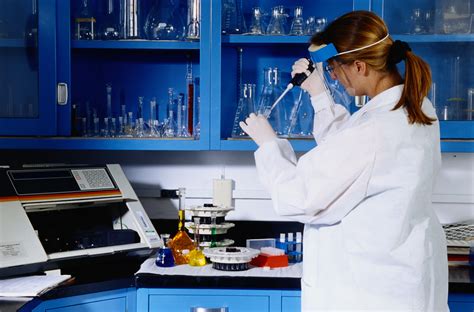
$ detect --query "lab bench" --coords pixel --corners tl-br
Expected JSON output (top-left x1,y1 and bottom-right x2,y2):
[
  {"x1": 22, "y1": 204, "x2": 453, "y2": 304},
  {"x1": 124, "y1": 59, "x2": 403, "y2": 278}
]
[{"x1": 6, "y1": 258, "x2": 474, "y2": 312}]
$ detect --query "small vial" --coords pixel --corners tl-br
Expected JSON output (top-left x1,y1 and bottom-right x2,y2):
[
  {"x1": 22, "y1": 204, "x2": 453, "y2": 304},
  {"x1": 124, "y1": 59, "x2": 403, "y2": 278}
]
[
  {"x1": 155, "y1": 234, "x2": 174, "y2": 267},
  {"x1": 276, "y1": 233, "x2": 286, "y2": 252},
  {"x1": 295, "y1": 232, "x2": 303, "y2": 263}
]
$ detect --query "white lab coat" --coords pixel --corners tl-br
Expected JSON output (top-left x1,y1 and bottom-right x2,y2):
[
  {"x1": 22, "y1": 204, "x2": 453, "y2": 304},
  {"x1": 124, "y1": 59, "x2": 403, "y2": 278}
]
[{"x1": 255, "y1": 85, "x2": 449, "y2": 311}]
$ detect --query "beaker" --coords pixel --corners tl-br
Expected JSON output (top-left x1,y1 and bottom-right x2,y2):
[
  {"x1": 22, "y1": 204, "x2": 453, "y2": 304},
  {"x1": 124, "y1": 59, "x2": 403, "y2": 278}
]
[
  {"x1": 231, "y1": 83, "x2": 256, "y2": 138},
  {"x1": 221, "y1": 0, "x2": 246, "y2": 34},
  {"x1": 290, "y1": 6, "x2": 305, "y2": 36},
  {"x1": 144, "y1": 0, "x2": 185, "y2": 40},
  {"x1": 155, "y1": 234, "x2": 174, "y2": 267}
]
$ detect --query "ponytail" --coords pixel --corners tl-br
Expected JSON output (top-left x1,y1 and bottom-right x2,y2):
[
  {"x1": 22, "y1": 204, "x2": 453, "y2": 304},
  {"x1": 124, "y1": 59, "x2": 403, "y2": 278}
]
[{"x1": 390, "y1": 40, "x2": 436, "y2": 125}]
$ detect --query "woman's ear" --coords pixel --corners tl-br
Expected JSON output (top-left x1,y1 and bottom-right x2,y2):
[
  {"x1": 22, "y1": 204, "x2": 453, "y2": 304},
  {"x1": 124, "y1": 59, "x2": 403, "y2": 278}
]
[{"x1": 354, "y1": 60, "x2": 368, "y2": 76}]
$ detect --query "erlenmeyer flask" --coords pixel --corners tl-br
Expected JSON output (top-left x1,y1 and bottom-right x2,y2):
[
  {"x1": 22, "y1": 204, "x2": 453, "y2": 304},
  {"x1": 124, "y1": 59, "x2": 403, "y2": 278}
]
[
  {"x1": 288, "y1": 89, "x2": 314, "y2": 137},
  {"x1": 221, "y1": 0, "x2": 246, "y2": 34},
  {"x1": 267, "y1": 6, "x2": 285, "y2": 35},
  {"x1": 144, "y1": 0, "x2": 185, "y2": 40},
  {"x1": 231, "y1": 83, "x2": 256, "y2": 138},
  {"x1": 258, "y1": 68, "x2": 292, "y2": 135},
  {"x1": 246, "y1": 7, "x2": 265, "y2": 35},
  {"x1": 289, "y1": 6, "x2": 304, "y2": 36}
]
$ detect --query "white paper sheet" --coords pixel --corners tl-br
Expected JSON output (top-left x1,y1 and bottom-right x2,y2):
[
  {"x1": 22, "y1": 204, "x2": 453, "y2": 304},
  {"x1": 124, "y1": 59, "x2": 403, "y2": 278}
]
[{"x1": 0, "y1": 275, "x2": 72, "y2": 297}]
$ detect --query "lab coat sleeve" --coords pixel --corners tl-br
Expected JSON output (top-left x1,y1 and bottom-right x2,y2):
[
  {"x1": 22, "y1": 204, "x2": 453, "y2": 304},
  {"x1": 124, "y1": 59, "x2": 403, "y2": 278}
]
[
  {"x1": 311, "y1": 93, "x2": 351, "y2": 144},
  {"x1": 255, "y1": 122, "x2": 376, "y2": 225}
]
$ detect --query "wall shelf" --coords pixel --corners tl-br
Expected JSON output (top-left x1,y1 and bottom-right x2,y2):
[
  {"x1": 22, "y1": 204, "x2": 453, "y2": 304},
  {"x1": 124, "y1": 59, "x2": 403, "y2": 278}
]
[{"x1": 72, "y1": 40, "x2": 200, "y2": 50}]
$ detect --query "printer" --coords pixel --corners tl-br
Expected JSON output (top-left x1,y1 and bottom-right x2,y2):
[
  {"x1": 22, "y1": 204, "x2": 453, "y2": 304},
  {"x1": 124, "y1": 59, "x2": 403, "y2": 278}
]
[{"x1": 0, "y1": 164, "x2": 161, "y2": 277}]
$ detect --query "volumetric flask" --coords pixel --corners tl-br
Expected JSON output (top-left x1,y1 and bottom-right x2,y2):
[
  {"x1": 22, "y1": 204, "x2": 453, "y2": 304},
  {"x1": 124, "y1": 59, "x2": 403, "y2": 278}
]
[{"x1": 231, "y1": 83, "x2": 256, "y2": 138}]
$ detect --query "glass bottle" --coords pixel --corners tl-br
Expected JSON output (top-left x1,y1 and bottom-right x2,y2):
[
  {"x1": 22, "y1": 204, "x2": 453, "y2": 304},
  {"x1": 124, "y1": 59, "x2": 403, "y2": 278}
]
[
  {"x1": 187, "y1": 217, "x2": 207, "y2": 266},
  {"x1": 144, "y1": 0, "x2": 185, "y2": 40},
  {"x1": 289, "y1": 6, "x2": 304, "y2": 36},
  {"x1": 155, "y1": 233, "x2": 175, "y2": 267},
  {"x1": 231, "y1": 83, "x2": 256, "y2": 138},
  {"x1": 75, "y1": 0, "x2": 96, "y2": 40},
  {"x1": 99, "y1": 0, "x2": 121, "y2": 40},
  {"x1": 167, "y1": 188, "x2": 195, "y2": 265}
]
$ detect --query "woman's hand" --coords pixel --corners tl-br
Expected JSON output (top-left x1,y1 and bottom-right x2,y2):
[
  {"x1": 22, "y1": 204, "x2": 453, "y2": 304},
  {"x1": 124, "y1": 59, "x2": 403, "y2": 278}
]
[
  {"x1": 291, "y1": 58, "x2": 325, "y2": 97},
  {"x1": 239, "y1": 113, "x2": 277, "y2": 146}
]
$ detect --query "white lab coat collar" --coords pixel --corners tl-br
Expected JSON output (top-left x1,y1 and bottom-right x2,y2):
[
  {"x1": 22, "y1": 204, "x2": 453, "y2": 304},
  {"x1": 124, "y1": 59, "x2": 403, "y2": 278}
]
[{"x1": 350, "y1": 84, "x2": 404, "y2": 121}]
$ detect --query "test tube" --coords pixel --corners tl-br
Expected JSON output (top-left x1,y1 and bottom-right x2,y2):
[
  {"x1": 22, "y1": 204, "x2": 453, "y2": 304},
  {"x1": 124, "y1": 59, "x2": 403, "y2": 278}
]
[{"x1": 295, "y1": 232, "x2": 303, "y2": 263}]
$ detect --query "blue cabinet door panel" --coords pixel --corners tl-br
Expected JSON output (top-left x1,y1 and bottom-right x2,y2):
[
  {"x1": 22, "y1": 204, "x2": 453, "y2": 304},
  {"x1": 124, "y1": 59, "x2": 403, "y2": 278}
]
[
  {"x1": 148, "y1": 294, "x2": 270, "y2": 312},
  {"x1": 281, "y1": 296, "x2": 301, "y2": 312},
  {"x1": 44, "y1": 297, "x2": 126, "y2": 312}
]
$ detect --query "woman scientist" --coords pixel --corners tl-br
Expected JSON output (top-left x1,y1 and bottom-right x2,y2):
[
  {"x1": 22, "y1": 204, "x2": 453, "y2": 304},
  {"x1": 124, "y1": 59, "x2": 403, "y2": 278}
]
[{"x1": 240, "y1": 10, "x2": 448, "y2": 311}]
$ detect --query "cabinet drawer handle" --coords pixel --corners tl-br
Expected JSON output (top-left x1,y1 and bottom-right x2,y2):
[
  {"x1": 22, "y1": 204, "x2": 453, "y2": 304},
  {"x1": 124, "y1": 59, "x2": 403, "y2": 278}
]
[
  {"x1": 57, "y1": 82, "x2": 68, "y2": 105},
  {"x1": 190, "y1": 308, "x2": 229, "y2": 312}
]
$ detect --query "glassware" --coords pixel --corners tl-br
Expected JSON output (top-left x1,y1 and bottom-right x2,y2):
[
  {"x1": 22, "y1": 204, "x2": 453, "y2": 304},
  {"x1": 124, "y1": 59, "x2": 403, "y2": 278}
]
[
  {"x1": 267, "y1": 6, "x2": 286, "y2": 35},
  {"x1": 194, "y1": 95, "x2": 201, "y2": 139},
  {"x1": 186, "y1": 61, "x2": 194, "y2": 136},
  {"x1": 121, "y1": 0, "x2": 141, "y2": 38},
  {"x1": 258, "y1": 68, "x2": 292, "y2": 135},
  {"x1": 147, "y1": 97, "x2": 159, "y2": 137},
  {"x1": 246, "y1": 7, "x2": 265, "y2": 35},
  {"x1": 221, "y1": 0, "x2": 246, "y2": 34},
  {"x1": 167, "y1": 188, "x2": 195, "y2": 265},
  {"x1": 99, "y1": 0, "x2": 121, "y2": 39},
  {"x1": 231, "y1": 83, "x2": 256, "y2": 138},
  {"x1": 177, "y1": 93, "x2": 191, "y2": 137},
  {"x1": 210, "y1": 212, "x2": 217, "y2": 248},
  {"x1": 187, "y1": 217, "x2": 207, "y2": 266},
  {"x1": 144, "y1": 0, "x2": 185, "y2": 40},
  {"x1": 290, "y1": 6, "x2": 305, "y2": 36},
  {"x1": 410, "y1": 8, "x2": 427, "y2": 34},
  {"x1": 137, "y1": 96, "x2": 144, "y2": 120},
  {"x1": 467, "y1": 88, "x2": 474, "y2": 121},
  {"x1": 155, "y1": 234, "x2": 175, "y2": 267},
  {"x1": 187, "y1": 0, "x2": 200, "y2": 40},
  {"x1": 288, "y1": 90, "x2": 314, "y2": 137},
  {"x1": 106, "y1": 83, "x2": 113, "y2": 119},
  {"x1": 436, "y1": 0, "x2": 471, "y2": 34},
  {"x1": 314, "y1": 17, "x2": 327, "y2": 33},
  {"x1": 75, "y1": 0, "x2": 96, "y2": 40},
  {"x1": 304, "y1": 16, "x2": 316, "y2": 35},
  {"x1": 164, "y1": 88, "x2": 177, "y2": 137}
]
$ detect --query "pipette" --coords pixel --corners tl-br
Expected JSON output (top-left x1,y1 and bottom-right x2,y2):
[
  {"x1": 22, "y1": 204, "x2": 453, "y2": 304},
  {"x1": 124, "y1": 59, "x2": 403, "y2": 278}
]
[{"x1": 263, "y1": 59, "x2": 315, "y2": 118}]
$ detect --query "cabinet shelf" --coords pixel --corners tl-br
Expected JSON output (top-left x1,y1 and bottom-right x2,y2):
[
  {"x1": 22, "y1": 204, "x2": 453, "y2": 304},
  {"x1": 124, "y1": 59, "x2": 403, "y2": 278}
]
[
  {"x1": 222, "y1": 35, "x2": 311, "y2": 45},
  {"x1": 0, "y1": 137, "x2": 207, "y2": 151},
  {"x1": 72, "y1": 40, "x2": 200, "y2": 50}
]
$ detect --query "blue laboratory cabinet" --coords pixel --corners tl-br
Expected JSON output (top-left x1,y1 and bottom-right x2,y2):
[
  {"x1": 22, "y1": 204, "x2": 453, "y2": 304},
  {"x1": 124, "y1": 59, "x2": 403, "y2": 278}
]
[
  {"x1": 0, "y1": 0, "x2": 472, "y2": 151},
  {"x1": 23, "y1": 288, "x2": 136, "y2": 312}
]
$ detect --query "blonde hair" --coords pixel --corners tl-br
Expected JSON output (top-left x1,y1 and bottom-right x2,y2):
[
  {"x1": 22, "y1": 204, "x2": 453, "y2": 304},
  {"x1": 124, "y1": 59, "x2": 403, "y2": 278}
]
[{"x1": 311, "y1": 11, "x2": 435, "y2": 125}]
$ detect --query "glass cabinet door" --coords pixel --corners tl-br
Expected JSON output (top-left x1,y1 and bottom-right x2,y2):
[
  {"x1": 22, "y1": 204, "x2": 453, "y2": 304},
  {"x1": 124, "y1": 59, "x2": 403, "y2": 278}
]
[
  {"x1": 0, "y1": 0, "x2": 57, "y2": 136},
  {"x1": 372, "y1": 0, "x2": 474, "y2": 142}
]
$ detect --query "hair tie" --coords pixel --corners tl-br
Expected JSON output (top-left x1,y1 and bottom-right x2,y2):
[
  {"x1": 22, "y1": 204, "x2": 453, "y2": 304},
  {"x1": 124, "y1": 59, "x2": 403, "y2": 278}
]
[{"x1": 388, "y1": 40, "x2": 411, "y2": 64}]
